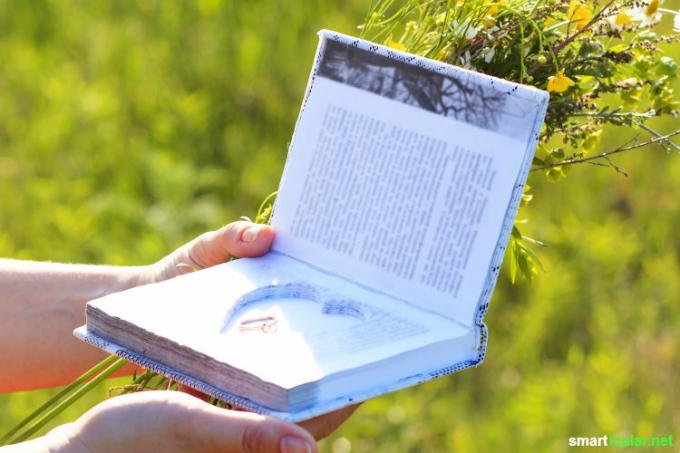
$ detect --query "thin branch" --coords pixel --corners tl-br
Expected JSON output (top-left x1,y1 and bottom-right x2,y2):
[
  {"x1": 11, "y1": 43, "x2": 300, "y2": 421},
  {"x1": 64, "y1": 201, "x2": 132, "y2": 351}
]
[
  {"x1": 636, "y1": 122, "x2": 680, "y2": 152},
  {"x1": 532, "y1": 129, "x2": 680, "y2": 172},
  {"x1": 569, "y1": 110, "x2": 655, "y2": 120},
  {"x1": 601, "y1": 154, "x2": 629, "y2": 176},
  {"x1": 582, "y1": 158, "x2": 628, "y2": 176}
]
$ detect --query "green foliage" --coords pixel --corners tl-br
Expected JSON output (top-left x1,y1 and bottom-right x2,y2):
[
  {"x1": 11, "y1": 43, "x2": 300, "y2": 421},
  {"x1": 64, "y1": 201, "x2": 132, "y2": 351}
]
[
  {"x1": 0, "y1": 1, "x2": 678, "y2": 452},
  {"x1": 0, "y1": 0, "x2": 365, "y2": 264}
]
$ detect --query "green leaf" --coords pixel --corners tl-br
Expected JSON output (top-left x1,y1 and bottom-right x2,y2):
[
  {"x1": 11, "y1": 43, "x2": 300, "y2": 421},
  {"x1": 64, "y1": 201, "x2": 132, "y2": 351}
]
[
  {"x1": 551, "y1": 148, "x2": 565, "y2": 160},
  {"x1": 658, "y1": 56, "x2": 677, "y2": 78},
  {"x1": 545, "y1": 166, "x2": 565, "y2": 182},
  {"x1": 579, "y1": 40, "x2": 604, "y2": 57},
  {"x1": 637, "y1": 31, "x2": 657, "y2": 41},
  {"x1": 512, "y1": 225, "x2": 523, "y2": 240}
]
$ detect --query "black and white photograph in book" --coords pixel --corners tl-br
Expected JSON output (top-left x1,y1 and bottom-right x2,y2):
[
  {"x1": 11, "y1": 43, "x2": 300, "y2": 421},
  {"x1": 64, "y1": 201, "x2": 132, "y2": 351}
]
[{"x1": 317, "y1": 39, "x2": 538, "y2": 141}]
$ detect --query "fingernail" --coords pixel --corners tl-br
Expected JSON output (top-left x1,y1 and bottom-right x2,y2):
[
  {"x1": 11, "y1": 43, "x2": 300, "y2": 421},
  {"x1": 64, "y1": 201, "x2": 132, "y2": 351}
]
[
  {"x1": 241, "y1": 225, "x2": 262, "y2": 243},
  {"x1": 280, "y1": 436, "x2": 313, "y2": 453}
]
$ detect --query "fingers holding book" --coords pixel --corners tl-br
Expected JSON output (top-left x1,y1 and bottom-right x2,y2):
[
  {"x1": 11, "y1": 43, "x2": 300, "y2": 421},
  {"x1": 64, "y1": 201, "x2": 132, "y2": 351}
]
[
  {"x1": 141, "y1": 221, "x2": 275, "y2": 284},
  {"x1": 46, "y1": 391, "x2": 318, "y2": 453}
]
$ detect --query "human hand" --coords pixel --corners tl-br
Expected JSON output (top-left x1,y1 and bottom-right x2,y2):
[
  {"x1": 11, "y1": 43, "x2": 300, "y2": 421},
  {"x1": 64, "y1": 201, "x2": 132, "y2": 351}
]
[
  {"x1": 28, "y1": 391, "x2": 318, "y2": 453},
  {"x1": 140, "y1": 220, "x2": 275, "y2": 285}
]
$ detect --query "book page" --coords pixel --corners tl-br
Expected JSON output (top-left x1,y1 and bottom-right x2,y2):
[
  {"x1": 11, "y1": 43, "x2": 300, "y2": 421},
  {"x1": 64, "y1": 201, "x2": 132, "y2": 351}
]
[
  {"x1": 86, "y1": 253, "x2": 473, "y2": 390},
  {"x1": 272, "y1": 39, "x2": 543, "y2": 324}
]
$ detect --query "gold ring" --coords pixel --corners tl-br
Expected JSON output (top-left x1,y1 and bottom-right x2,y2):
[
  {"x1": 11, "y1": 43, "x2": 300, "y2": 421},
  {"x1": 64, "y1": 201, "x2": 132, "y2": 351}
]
[{"x1": 239, "y1": 316, "x2": 278, "y2": 333}]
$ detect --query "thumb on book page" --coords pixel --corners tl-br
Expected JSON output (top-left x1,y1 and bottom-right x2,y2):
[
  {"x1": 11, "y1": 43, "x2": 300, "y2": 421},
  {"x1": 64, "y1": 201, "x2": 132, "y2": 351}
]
[
  {"x1": 145, "y1": 221, "x2": 275, "y2": 283},
  {"x1": 184, "y1": 221, "x2": 274, "y2": 268},
  {"x1": 218, "y1": 221, "x2": 275, "y2": 259}
]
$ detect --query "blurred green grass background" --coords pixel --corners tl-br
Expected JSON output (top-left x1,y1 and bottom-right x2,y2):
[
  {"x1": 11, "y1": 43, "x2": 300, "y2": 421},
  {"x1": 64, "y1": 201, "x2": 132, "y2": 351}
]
[{"x1": 0, "y1": 1, "x2": 678, "y2": 452}]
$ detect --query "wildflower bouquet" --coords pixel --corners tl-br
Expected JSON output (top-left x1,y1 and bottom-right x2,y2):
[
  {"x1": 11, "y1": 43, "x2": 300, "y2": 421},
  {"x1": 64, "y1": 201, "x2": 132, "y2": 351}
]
[
  {"x1": 2, "y1": 0, "x2": 679, "y2": 444},
  {"x1": 361, "y1": 0, "x2": 680, "y2": 280}
]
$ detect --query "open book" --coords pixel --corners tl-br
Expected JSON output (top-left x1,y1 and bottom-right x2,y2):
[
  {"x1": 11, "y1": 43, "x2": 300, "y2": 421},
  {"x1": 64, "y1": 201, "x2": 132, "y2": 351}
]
[{"x1": 75, "y1": 30, "x2": 549, "y2": 422}]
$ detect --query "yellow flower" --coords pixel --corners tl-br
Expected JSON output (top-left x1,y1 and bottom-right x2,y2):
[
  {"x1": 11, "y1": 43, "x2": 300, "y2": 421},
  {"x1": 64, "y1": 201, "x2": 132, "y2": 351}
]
[
  {"x1": 608, "y1": 10, "x2": 632, "y2": 30},
  {"x1": 616, "y1": 11, "x2": 632, "y2": 26},
  {"x1": 646, "y1": 0, "x2": 660, "y2": 17},
  {"x1": 547, "y1": 70, "x2": 575, "y2": 93},
  {"x1": 543, "y1": 16, "x2": 555, "y2": 29},
  {"x1": 567, "y1": 2, "x2": 593, "y2": 30},
  {"x1": 385, "y1": 37, "x2": 406, "y2": 52},
  {"x1": 485, "y1": 0, "x2": 507, "y2": 16}
]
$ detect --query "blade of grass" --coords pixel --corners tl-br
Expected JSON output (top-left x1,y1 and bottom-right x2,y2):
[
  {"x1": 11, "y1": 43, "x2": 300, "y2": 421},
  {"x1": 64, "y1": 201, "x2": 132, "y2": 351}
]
[
  {"x1": 0, "y1": 355, "x2": 120, "y2": 446},
  {"x1": 6, "y1": 357, "x2": 127, "y2": 445}
]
